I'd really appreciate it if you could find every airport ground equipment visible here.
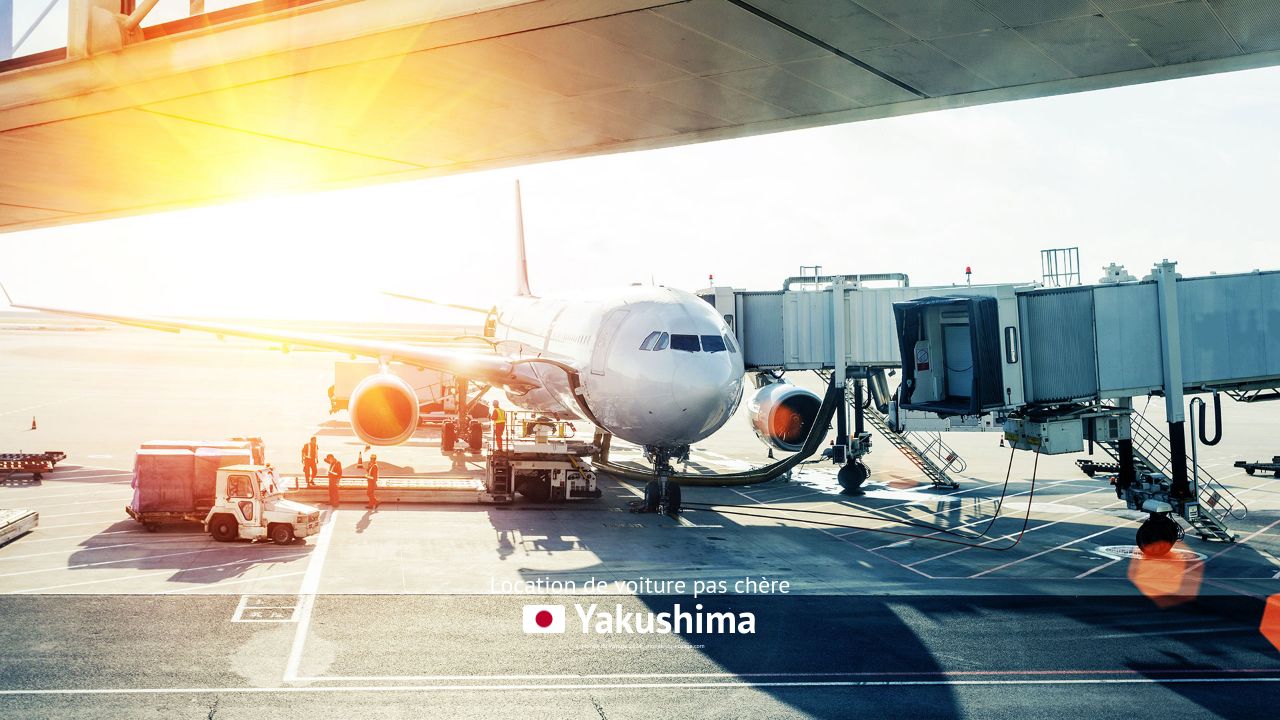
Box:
[889,260,1280,555]
[201,465,321,544]
[1235,457,1280,477]
[125,440,320,542]
[0,451,65,482]
[488,412,600,503]
[0,508,37,547]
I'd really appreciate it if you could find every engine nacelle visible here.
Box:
[747,381,822,452]
[349,373,419,446]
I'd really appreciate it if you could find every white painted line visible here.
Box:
[0,547,227,579]
[283,508,338,682]
[232,594,301,623]
[3,677,1280,695]
[1075,557,1122,579]
[969,522,1136,578]
[6,553,309,593]
[36,507,130,519]
[0,537,201,562]
[904,495,1118,568]
[160,571,306,594]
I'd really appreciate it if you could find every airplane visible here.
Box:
[1,184,825,512]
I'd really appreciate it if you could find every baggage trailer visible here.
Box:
[0,508,38,548]
[0,451,65,481]
[1234,457,1280,477]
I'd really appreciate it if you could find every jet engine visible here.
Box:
[349,373,420,446]
[747,380,822,453]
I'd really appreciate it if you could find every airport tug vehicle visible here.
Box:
[482,412,600,503]
[126,440,321,543]
[204,465,322,544]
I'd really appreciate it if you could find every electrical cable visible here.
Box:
[682,449,1042,551]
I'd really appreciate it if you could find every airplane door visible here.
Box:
[591,310,630,376]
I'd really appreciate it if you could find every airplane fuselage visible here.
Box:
[492,286,745,449]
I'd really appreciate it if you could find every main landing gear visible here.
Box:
[634,446,684,517]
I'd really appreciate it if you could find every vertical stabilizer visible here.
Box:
[515,180,532,297]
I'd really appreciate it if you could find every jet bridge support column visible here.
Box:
[1116,399,1136,498]
[1154,260,1190,501]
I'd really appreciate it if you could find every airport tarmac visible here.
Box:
[2,319,1279,718]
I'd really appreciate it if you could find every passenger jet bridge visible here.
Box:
[3,0,1280,231]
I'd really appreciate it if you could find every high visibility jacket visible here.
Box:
[492,407,507,424]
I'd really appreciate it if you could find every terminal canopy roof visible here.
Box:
[1,0,1278,232]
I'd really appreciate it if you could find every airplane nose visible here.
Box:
[670,358,742,440]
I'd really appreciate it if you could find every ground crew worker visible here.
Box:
[365,454,380,509]
[491,400,507,452]
[325,453,342,507]
[302,436,319,487]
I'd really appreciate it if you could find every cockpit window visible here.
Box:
[700,335,726,353]
[670,334,700,352]
[640,331,661,351]
[654,332,669,351]
[723,334,738,353]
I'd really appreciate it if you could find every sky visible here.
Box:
[3,61,1280,322]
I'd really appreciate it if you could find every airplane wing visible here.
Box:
[2,287,538,392]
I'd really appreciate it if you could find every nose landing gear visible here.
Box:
[634,446,685,517]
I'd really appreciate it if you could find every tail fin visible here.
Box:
[515,180,532,297]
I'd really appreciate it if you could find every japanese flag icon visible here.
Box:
[523,605,565,633]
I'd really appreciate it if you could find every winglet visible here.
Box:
[514,180,532,297]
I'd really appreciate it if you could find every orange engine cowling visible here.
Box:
[349,373,419,446]
[747,381,822,453]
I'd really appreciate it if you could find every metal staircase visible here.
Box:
[1094,410,1246,542]
[863,406,962,489]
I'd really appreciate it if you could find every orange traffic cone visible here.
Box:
[30,417,36,430]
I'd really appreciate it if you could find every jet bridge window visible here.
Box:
[670,334,701,352]
[700,335,726,353]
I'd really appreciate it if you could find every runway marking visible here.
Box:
[283,508,338,682]
[232,594,302,622]
[5,552,309,593]
[867,488,1106,551]
[0,537,202,561]
[4,486,134,501]
[37,507,133,519]
[903,493,1116,567]
[0,547,231,579]
[160,571,306,594]
[4,676,1280,695]
[1075,557,1122,579]
[835,478,1087,540]
[727,486,935,579]
[967,521,1137,578]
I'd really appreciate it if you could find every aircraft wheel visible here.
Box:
[838,461,868,493]
[1245,467,1255,476]
[663,481,682,515]
[1136,515,1178,558]
[468,423,483,450]
[209,514,238,542]
[643,480,661,513]
[441,423,456,453]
